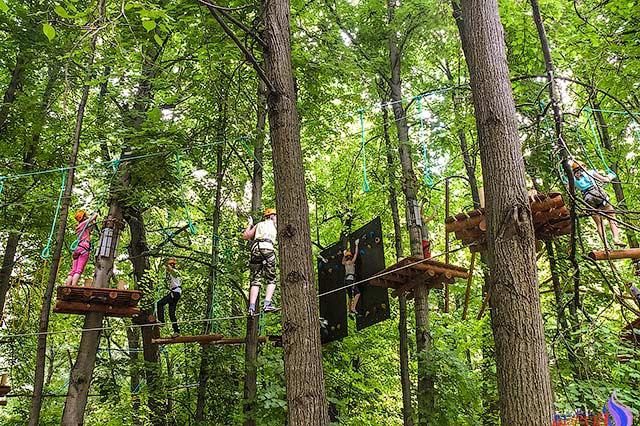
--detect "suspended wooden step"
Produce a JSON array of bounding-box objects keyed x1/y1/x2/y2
[
  {"x1": 152, "y1": 333, "x2": 277, "y2": 346},
  {"x1": 445, "y1": 192, "x2": 571, "y2": 251},
  {"x1": 621, "y1": 317, "x2": 640, "y2": 342},
  {"x1": 588, "y1": 248, "x2": 640, "y2": 261},
  {"x1": 54, "y1": 285, "x2": 142, "y2": 318},
  {"x1": 0, "y1": 373, "x2": 10, "y2": 397},
  {"x1": 369, "y1": 257, "x2": 469, "y2": 299}
]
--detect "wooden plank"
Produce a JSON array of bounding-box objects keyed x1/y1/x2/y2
[
  {"x1": 589, "y1": 248, "x2": 640, "y2": 261},
  {"x1": 152, "y1": 333, "x2": 225, "y2": 345},
  {"x1": 391, "y1": 275, "x2": 425, "y2": 297},
  {"x1": 54, "y1": 300, "x2": 140, "y2": 318},
  {"x1": 0, "y1": 385, "x2": 10, "y2": 396},
  {"x1": 56, "y1": 286, "x2": 142, "y2": 307}
]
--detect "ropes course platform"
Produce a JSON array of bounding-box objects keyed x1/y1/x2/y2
[
  {"x1": 588, "y1": 248, "x2": 640, "y2": 261},
  {"x1": 369, "y1": 257, "x2": 469, "y2": 298},
  {"x1": 445, "y1": 192, "x2": 571, "y2": 251},
  {"x1": 54, "y1": 285, "x2": 142, "y2": 318},
  {"x1": 152, "y1": 333, "x2": 280, "y2": 346}
]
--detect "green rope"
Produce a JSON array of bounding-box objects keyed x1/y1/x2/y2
[
  {"x1": 0, "y1": 177, "x2": 5, "y2": 198},
  {"x1": 174, "y1": 153, "x2": 197, "y2": 235},
  {"x1": 417, "y1": 96, "x2": 434, "y2": 188},
  {"x1": 359, "y1": 109, "x2": 370, "y2": 193},
  {"x1": 41, "y1": 170, "x2": 68, "y2": 260},
  {"x1": 575, "y1": 125, "x2": 598, "y2": 171},
  {"x1": 586, "y1": 112, "x2": 615, "y2": 175}
]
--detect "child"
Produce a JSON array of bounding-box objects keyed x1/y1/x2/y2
[
  {"x1": 243, "y1": 208, "x2": 278, "y2": 315},
  {"x1": 156, "y1": 258, "x2": 182, "y2": 337},
  {"x1": 65, "y1": 210, "x2": 98, "y2": 286},
  {"x1": 571, "y1": 160, "x2": 625, "y2": 247},
  {"x1": 342, "y1": 239, "x2": 361, "y2": 315}
]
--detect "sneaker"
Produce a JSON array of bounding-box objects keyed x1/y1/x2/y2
[
  {"x1": 614, "y1": 240, "x2": 626, "y2": 247},
  {"x1": 263, "y1": 304, "x2": 280, "y2": 313},
  {"x1": 248, "y1": 307, "x2": 256, "y2": 316}
]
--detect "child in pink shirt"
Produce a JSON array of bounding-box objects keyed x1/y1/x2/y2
[{"x1": 65, "y1": 210, "x2": 98, "y2": 286}]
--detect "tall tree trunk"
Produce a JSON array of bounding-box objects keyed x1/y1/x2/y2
[
  {"x1": 0, "y1": 63, "x2": 58, "y2": 320},
  {"x1": 592, "y1": 103, "x2": 639, "y2": 250},
  {"x1": 29, "y1": 8, "x2": 103, "y2": 421},
  {"x1": 195, "y1": 117, "x2": 227, "y2": 421},
  {"x1": 382, "y1": 102, "x2": 413, "y2": 426},
  {"x1": 263, "y1": 0, "x2": 329, "y2": 422},
  {"x1": 243, "y1": 79, "x2": 267, "y2": 426},
  {"x1": 127, "y1": 326, "x2": 142, "y2": 425},
  {"x1": 455, "y1": 1, "x2": 554, "y2": 424},
  {"x1": 386, "y1": 0, "x2": 432, "y2": 422},
  {"x1": 0, "y1": 50, "x2": 27, "y2": 132}
]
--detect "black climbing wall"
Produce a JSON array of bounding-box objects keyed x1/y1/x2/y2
[
  {"x1": 317, "y1": 242, "x2": 348, "y2": 344},
  {"x1": 349, "y1": 217, "x2": 389, "y2": 331}
]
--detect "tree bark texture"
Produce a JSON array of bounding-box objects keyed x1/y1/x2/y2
[
  {"x1": 0, "y1": 50, "x2": 27, "y2": 133},
  {"x1": 30, "y1": 14, "x2": 102, "y2": 422},
  {"x1": 196, "y1": 124, "x2": 226, "y2": 421},
  {"x1": 263, "y1": 0, "x2": 329, "y2": 422},
  {"x1": 455, "y1": 1, "x2": 554, "y2": 424},
  {"x1": 243, "y1": 79, "x2": 268, "y2": 426},
  {"x1": 383, "y1": 101, "x2": 413, "y2": 426},
  {"x1": 386, "y1": 0, "x2": 432, "y2": 422}
]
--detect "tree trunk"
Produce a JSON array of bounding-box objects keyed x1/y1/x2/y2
[
  {"x1": 382, "y1": 101, "x2": 413, "y2": 426},
  {"x1": 592, "y1": 103, "x2": 639, "y2": 250},
  {"x1": 0, "y1": 50, "x2": 27, "y2": 133},
  {"x1": 127, "y1": 326, "x2": 142, "y2": 425},
  {"x1": 126, "y1": 207, "x2": 165, "y2": 426},
  {"x1": 29, "y1": 12, "x2": 102, "y2": 422},
  {"x1": 386, "y1": 0, "x2": 432, "y2": 422},
  {"x1": 243, "y1": 79, "x2": 268, "y2": 426},
  {"x1": 455, "y1": 1, "x2": 554, "y2": 424},
  {"x1": 0, "y1": 63, "x2": 58, "y2": 321},
  {"x1": 263, "y1": 0, "x2": 329, "y2": 422},
  {"x1": 195, "y1": 116, "x2": 227, "y2": 421}
]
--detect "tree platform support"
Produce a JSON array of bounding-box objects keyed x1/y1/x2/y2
[
  {"x1": 151, "y1": 334, "x2": 280, "y2": 346},
  {"x1": 588, "y1": 248, "x2": 640, "y2": 261},
  {"x1": 54, "y1": 285, "x2": 142, "y2": 318},
  {"x1": 369, "y1": 257, "x2": 469, "y2": 299},
  {"x1": 0, "y1": 373, "x2": 10, "y2": 397},
  {"x1": 445, "y1": 192, "x2": 571, "y2": 250}
]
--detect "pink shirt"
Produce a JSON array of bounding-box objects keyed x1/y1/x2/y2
[{"x1": 76, "y1": 219, "x2": 93, "y2": 242}]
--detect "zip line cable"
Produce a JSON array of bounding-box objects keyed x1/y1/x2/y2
[{"x1": 0, "y1": 243, "x2": 472, "y2": 340}]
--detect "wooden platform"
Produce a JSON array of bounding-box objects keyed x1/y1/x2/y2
[
  {"x1": 445, "y1": 192, "x2": 571, "y2": 250},
  {"x1": 151, "y1": 334, "x2": 277, "y2": 346},
  {"x1": 588, "y1": 248, "x2": 640, "y2": 261},
  {"x1": 369, "y1": 257, "x2": 469, "y2": 298},
  {"x1": 54, "y1": 285, "x2": 142, "y2": 318}
]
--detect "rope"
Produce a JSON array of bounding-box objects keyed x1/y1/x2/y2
[
  {"x1": 359, "y1": 109, "x2": 370, "y2": 193},
  {"x1": 0, "y1": 177, "x2": 4, "y2": 197},
  {"x1": 585, "y1": 111, "x2": 615, "y2": 175},
  {"x1": 174, "y1": 153, "x2": 197, "y2": 235},
  {"x1": 40, "y1": 170, "x2": 68, "y2": 260},
  {"x1": 575, "y1": 124, "x2": 599, "y2": 171},
  {"x1": 417, "y1": 95, "x2": 434, "y2": 188}
]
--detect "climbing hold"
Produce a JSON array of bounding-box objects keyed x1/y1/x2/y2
[
  {"x1": 359, "y1": 249, "x2": 365, "y2": 256},
  {"x1": 374, "y1": 237, "x2": 381, "y2": 244}
]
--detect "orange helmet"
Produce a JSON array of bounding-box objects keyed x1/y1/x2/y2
[
  {"x1": 264, "y1": 208, "x2": 276, "y2": 217},
  {"x1": 344, "y1": 251, "x2": 353, "y2": 258},
  {"x1": 570, "y1": 160, "x2": 585, "y2": 171},
  {"x1": 167, "y1": 257, "x2": 177, "y2": 266},
  {"x1": 74, "y1": 210, "x2": 87, "y2": 222}
]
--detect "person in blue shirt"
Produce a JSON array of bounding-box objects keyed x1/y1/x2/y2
[{"x1": 570, "y1": 160, "x2": 625, "y2": 247}]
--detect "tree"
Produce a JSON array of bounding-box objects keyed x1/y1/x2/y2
[{"x1": 454, "y1": 0, "x2": 554, "y2": 423}]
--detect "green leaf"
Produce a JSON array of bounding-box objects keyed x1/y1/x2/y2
[
  {"x1": 54, "y1": 5, "x2": 71, "y2": 18},
  {"x1": 0, "y1": 0, "x2": 8, "y2": 13},
  {"x1": 42, "y1": 23, "x2": 56, "y2": 41},
  {"x1": 147, "y1": 107, "x2": 161, "y2": 122},
  {"x1": 153, "y1": 33, "x2": 163, "y2": 46},
  {"x1": 142, "y1": 19, "x2": 156, "y2": 31}
]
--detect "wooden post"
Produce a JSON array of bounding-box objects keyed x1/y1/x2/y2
[
  {"x1": 444, "y1": 178, "x2": 450, "y2": 313},
  {"x1": 462, "y1": 252, "x2": 476, "y2": 320},
  {"x1": 588, "y1": 248, "x2": 640, "y2": 261}
]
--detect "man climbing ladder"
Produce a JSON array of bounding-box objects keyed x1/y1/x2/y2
[{"x1": 243, "y1": 208, "x2": 279, "y2": 315}]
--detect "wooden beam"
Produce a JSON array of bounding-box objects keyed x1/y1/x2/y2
[
  {"x1": 0, "y1": 386, "x2": 10, "y2": 397},
  {"x1": 54, "y1": 300, "x2": 140, "y2": 318},
  {"x1": 589, "y1": 248, "x2": 640, "y2": 261}
]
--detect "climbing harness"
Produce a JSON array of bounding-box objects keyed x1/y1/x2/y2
[
  {"x1": 40, "y1": 170, "x2": 68, "y2": 260},
  {"x1": 359, "y1": 109, "x2": 370, "y2": 193}
]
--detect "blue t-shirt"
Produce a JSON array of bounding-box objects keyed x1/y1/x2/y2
[{"x1": 574, "y1": 170, "x2": 597, "y2": 192}]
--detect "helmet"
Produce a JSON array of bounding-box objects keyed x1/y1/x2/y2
[
  {"x1": 74, "y1": 210, "x2": 87, "y2": 222},
  {"x1": 344, "y1": 251, "x2": 353, "y2": 258},
  {"x1": 264, "y1": 208, "x2": 277, "y2": 217},
  {"x1": 570, "y1": 160, "x2": 585, "y2": 171},
  {"x1": 167, "y1": 257, "x2": 177, "y2": 266}
]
